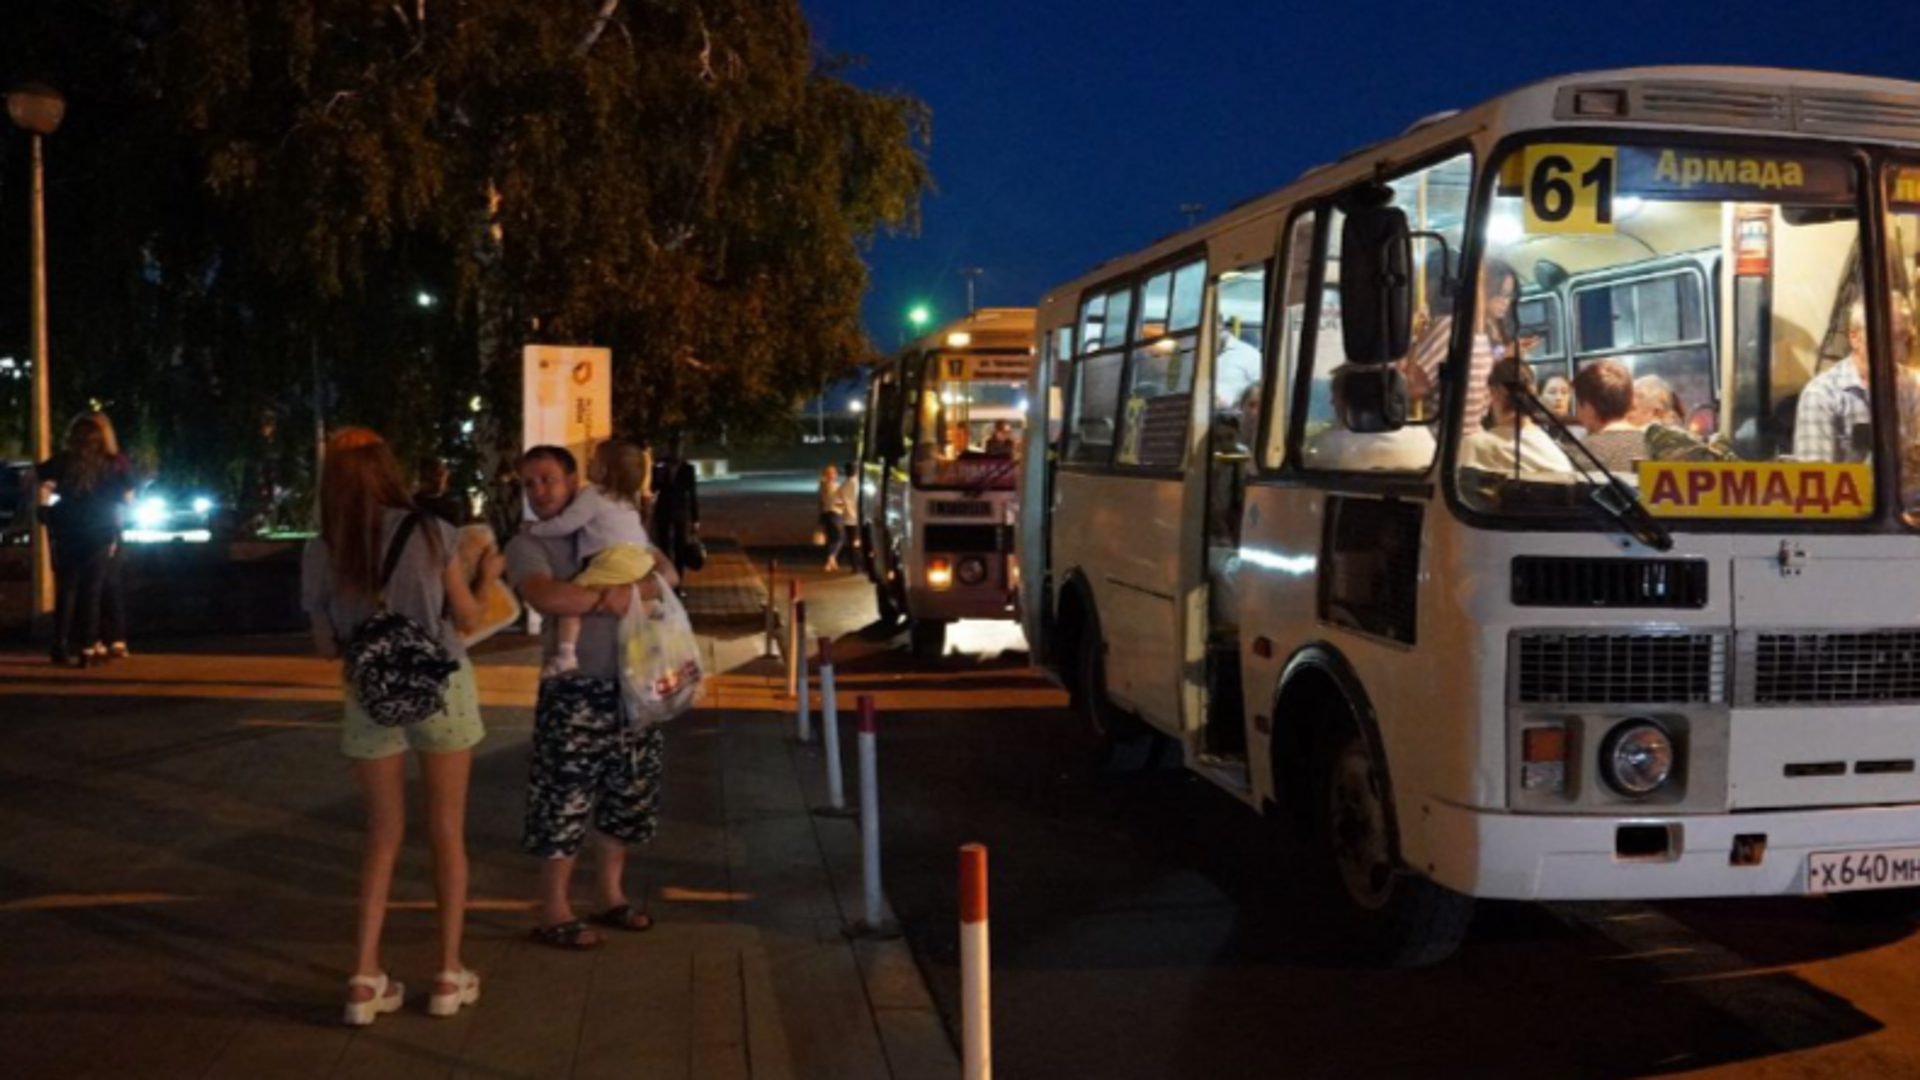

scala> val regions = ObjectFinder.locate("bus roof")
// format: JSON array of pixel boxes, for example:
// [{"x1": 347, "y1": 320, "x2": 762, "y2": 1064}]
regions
[
  {"x1": 897, "y1": 307, "x2": 1037, "y2": 357},
  {"x1": 1039, "y1": 66, "x2": 1920, "y2": 315}
]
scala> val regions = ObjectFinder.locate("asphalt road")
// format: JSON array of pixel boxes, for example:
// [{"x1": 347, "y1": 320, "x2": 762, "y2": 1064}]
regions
[{"x1": 713, "y1": 471, "x2": 1920, "y2": 1080}]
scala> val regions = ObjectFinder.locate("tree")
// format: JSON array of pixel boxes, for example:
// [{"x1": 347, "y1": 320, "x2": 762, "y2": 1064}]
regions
[{"x1": 0, "y1": 0, "x2": 929, "y2": 506}]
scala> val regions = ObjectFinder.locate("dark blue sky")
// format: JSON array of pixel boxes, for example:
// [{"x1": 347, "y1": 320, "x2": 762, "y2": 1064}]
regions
[{"x1": 804, "y1": 1, "x2": 1920, "y2": 347}]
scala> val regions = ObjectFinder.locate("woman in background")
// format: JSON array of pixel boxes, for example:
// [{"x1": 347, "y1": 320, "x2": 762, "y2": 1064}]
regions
[{"x1": 33, "y1": 415, "x2": 135, "y2": 667}]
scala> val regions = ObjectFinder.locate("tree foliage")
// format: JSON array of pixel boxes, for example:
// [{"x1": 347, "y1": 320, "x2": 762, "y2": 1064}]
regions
[{"x1": 0, "y1": 0, "x2": 929, "y2": 495}]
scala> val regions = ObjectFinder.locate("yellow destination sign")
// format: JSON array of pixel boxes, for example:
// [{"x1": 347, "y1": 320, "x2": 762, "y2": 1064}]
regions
[
  {"x1": 937, "y1": 353, "x2": 1033, "y2": 383},
  {"x1": 1638, "y1": 461, "x2": 1872, "y2": 519}
]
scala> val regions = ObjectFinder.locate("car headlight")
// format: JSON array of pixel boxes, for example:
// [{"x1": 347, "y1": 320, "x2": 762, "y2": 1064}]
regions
[
  {"x1": 132, "y1": 497, "x2": 168, "y2": 531},
  {"x1": 956, "y1": 556, "x2": 988, "y2": 586},
  {"x1": 191, "y1": 496, "x2": 213, "y2": 516},
  {"x1": 1599, "y1": 720, "x2": 1675, "y2": 797}
]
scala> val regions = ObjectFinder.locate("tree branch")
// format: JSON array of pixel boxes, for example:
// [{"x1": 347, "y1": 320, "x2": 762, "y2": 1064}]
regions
[{"x1": 574, "y1": 0, "x2": 621, "y2": 58}]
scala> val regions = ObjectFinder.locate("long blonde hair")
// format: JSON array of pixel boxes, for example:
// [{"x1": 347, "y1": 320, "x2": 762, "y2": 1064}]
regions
[{"x1": 596, "y1": 439, "x2": 651, "y2": 509}]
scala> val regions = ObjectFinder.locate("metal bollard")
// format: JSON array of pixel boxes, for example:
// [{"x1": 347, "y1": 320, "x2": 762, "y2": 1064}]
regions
[
  {"x1": 960, "y1": 843, "x2": 992, "y2": 1080},
  {"x1": 793, "y1": 603, "x2": 812, "y2": 743},
  {"x1": 814, "y1": 636, "x2": 854, "y2": 817},
  {"x1": 849, "y1": 695, "x2": 898, "y2": 937},
  {"x1": 785, "y1": 579, "x2": 803, "y2": 699},
  {"x1": 763, "y1": 557, "x2": 779, "y2": 658}
]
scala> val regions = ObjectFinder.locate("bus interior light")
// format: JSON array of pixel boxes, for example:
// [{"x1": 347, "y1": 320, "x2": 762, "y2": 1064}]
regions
[{"x1": 927, "y1": 557, "x2": 953, "y2": 590}]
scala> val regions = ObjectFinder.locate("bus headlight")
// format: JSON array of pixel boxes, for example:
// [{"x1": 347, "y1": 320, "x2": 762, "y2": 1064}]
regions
[
  {"x1": 956, "y1": 556, "x2": 988, "y2": 586},
  {"x1": 927, "y1": 557, "x2": 953, "y2": 590},
  {"x1": 1599, "y1": 720, "x2": 1675, "y2": 797}
]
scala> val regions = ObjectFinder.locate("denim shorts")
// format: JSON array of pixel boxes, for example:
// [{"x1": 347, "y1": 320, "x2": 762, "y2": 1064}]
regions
[{"x1": 340, "y1": 659, "x2": 486, "y2": 760}]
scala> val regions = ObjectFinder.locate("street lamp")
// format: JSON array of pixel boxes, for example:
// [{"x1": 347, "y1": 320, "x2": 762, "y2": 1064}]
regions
[
  {"x1": 960, "y1": 267, "x2": 983, "y2": 314},
  {"x1": 9, "y1": 82, "x2": 65, "y2": 632}
]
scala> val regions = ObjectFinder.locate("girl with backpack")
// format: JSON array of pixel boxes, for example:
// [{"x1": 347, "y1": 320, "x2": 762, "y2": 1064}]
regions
[{"x1": 301, "y1": 427, "x2": 505, "y2": 1026}]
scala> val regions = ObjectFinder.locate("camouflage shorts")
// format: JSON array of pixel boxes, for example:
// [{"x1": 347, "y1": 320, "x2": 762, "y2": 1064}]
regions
[{"x1": 524, "y1": 676, "x2": 666, "y2": 859}]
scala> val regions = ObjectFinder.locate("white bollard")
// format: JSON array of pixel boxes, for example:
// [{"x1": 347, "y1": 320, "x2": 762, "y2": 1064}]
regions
[
  {"x1": 816, "y1": 636, "x2": 851, "y2": 816},
  {"x1": 853, "y1": 695, "x2": 896, "y2": 936},
  {"x1": 794, "y1": 603, "x2": 812, "y2": 743},
  {"x1": 960, "y1": 843, "x2": 991, "y2": 1080}
]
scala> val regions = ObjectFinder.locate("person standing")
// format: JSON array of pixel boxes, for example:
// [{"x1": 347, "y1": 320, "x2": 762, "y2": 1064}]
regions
[
  {"x1": 414, "y1": 456, "x2": 470, "y2": 527},
  {"x1": 507, "y1": 445, "x2": 676, "y2": 949},
  {"x1": 303, "y1": 427, "x2": 503, "y2": 1025},
  {"x1": 818, "y1": 464, "x2": 850, "y2": 572},
  {"x1": 651, "y1": 438, "x2": 700, "y2": 581},
  {"x1": 88, "y1": 411, "x2": 135, "y2": 660},
  {"x1": 33, "y1": 415, "x2": 135, "y2": 667}
]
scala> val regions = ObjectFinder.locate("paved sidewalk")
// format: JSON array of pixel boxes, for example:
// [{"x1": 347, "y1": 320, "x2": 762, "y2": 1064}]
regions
[{"x1": 0, "y1": 539, "x2": 958, "y2": 1079}]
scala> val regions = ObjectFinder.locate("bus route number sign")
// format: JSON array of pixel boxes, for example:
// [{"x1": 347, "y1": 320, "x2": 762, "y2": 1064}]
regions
[{"x1": 1524, "y1": 145, "x2": 1617, "y2": 236}]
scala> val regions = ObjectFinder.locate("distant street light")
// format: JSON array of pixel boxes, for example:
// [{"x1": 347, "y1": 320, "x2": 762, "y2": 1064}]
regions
[
  {"x1": 9, "y1": 82, "x2": 66, "y2": 633},
  {"x1": 1179, "y1": 202, "x2": 1204, "y2": 228},
  {"x1": 908, "y1": 304, "x2": 932, "y2": 329},
  {"x1": 416, "y1": 290, "x2": 437, "y2": 308},
  {"x1": 849, "y1": 399, "x2": 865, "y2": 414}
]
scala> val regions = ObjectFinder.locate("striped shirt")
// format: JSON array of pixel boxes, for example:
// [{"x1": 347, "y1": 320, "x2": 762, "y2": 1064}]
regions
[{"x1": 1410, "y1": 316, "x2": 1503, "y2": 431}]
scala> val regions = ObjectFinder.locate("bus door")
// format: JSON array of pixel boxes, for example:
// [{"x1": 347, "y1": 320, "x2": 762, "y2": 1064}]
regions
[
  {"x1": 1200, "y1": 260, "x2": 1273, "y2": 759},
  {"x1": 1020, "y1": 325, "x2": 1073, "y2": 662}
]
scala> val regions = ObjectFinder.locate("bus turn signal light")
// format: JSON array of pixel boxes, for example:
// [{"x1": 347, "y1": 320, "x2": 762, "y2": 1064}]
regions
[
  {"x1": 1522, "y1": 726, "x2": 1570, "y2": 793},
  {"x1": 927, "y1": 558, "x2": 953, "y2": 590}
]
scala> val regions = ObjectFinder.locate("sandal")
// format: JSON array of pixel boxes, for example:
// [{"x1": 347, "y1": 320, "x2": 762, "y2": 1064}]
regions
[
  {"x1": 343, "y1": 972, "x2": 404, "y2": 1027},
  {"x1": 529, "y1": 919, "x2": 602, "y2": 950},
  {"x1": 427, "y1": 968, "x2": 481, "y2": 1018},
  {"x1": 592, "y1": 903, "x2": 655, "y2": 932}
]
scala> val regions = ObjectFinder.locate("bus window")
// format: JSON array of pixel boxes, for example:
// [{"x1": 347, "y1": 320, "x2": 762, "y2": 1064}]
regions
[
  {"x1": 1117, "y1": 258, "x2": 1205, "y2": 469},
  {"x1": 1302, "y1": 154, "x2": 1469, "y2": 473},
  {"x1": 1889, "y1": 163, "x2": 1920, "y2": 518},
  {"x1": 1215, "y1": 263, "x2": 1271, "y2": 469},
  {"x1": 1264, "y1": 211, "x2": 1317, "y2": 471},
  {"x1": 1170, "y1": 261, "x2": 1206, "y2": 332},
  {"x1": 1067, "y1": 353, "x2": 1124, "y2": 464}
]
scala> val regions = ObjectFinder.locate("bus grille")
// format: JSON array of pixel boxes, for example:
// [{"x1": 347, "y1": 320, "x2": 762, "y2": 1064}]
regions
[
  {"x1": 930, "y1": 500, "x2": 994, "y2": 518},
  {"x1": 1510, "y1": 557, "x2": 1708, "y2": 609},
  {"x1": 1742, "y1": 630, "x2": 1920, "y2": 705},
  {"x1": 1514, "y1": 632, "x2": 1727, "y2": 705}
]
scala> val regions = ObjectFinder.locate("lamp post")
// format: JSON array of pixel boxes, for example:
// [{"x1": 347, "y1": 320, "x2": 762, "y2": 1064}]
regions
[
  {"x1": 9, "y1": 83, "x2": 65, "y2": 633},
  {"x1": 960, "y1": 267, "x2": 983, "y2": 314}
]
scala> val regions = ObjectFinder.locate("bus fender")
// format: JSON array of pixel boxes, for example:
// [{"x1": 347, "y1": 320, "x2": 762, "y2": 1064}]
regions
[{"x1": 1268, "y1": 643, "x2": 1404, "y2": 861}]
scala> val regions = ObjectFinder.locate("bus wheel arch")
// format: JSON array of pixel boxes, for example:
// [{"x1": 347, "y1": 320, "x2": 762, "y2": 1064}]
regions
[{"x1": 1269, "y1": 645, "x2": 1472, "y2": 966}]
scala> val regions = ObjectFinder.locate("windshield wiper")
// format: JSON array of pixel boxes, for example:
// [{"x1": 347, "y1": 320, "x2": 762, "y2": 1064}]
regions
[
  {"x1": 1503, "y1": 380, "x2": 1674, "y2": 552},
  {"x1": 963, "y1": 456, "x2": 1021, "y2": 498}
]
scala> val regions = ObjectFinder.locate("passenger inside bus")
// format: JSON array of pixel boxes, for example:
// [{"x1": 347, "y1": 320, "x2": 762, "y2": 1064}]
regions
[
  {"x1": 984, "y1": 420, "x2": 1017, "y2": 456},
  {"x1": 1540, "y1": 375, "x2": 1573, "y2": 422},
  {"x1": 1411, "y1": 259, "x2": 1520, "y2": 429},
  {"x1": 1794, "y1": 298, "x2": 1917, "y2": 463},
  {"x1": 1214, "y1": 317, "x2": 1264, "y2": 411},
  {"x1": 1571, "y1": 359, "x2": 1644, "y2": 474},
  {"x1": 1458, "y1": 357, "x2": 1575, "y2": 479},
  {"x1": 1305, "y1": 366, "x2": 1436, "y2": 471}
]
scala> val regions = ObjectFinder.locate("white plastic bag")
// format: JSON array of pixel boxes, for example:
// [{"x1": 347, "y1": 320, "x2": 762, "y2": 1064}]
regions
[{"x1": 618, "y1": 576, "x2": 705, "y2": 726}]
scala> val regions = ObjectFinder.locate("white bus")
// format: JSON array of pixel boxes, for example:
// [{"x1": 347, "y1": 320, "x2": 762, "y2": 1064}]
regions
[
  {"x1": 1019, "y1": 67, "x2": 1920, "y2": 964},
  {"x1": 860, "y1": 308, "x2": 1034, "y2": 659}
]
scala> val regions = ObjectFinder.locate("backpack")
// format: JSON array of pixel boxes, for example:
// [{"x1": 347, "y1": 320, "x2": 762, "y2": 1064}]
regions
[{"x1": 344, "y1": 514, "x2": 460, "y2": 727}]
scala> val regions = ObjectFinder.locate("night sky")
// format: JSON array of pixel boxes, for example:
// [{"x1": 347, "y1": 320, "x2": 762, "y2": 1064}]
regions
[{"x1": 804, "y1": 1, "x2": 1920, "y2": 350}]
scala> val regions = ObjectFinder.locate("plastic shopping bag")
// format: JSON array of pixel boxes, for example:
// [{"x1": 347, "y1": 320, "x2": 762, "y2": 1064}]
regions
[{"x1": 618, "y1": 577, "x2": 705, "y2": 726}]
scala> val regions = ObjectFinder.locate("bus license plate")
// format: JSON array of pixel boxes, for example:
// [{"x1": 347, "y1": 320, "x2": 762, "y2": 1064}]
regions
[{"x1": 1807, "y1": 848, "x2": 1920, "y2": 894}]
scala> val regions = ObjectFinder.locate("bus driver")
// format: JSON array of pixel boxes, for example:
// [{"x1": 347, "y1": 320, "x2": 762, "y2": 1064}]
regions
[{"x1": 1794, "y1": 298, "x2": 1917, "y2": 463}]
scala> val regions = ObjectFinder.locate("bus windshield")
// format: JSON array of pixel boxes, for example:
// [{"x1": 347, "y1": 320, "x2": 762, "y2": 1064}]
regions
[
  {"x1": 1453, "y1": 140, "x2": 1900, "y2": 527},
  {"x1": 911, "y1": 354, "x2": 1029, "y2": 490}
]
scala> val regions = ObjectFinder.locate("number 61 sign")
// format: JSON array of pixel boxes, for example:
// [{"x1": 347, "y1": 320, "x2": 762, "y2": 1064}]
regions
[{"x1": 1523, "y1": 144, "x2": 1618, "y2": 235}]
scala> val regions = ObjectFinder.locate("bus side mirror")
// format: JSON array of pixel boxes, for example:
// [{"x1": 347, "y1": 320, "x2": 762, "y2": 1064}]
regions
[
  {"x1": 1334, "y1": 364, "x2": 1410, "y2": 434},
  {"x1": 1339, "y1": 198, "x2": 1413, "y2": 363}
]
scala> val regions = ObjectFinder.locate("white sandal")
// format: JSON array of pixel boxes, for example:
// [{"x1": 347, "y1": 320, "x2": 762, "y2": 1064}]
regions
[
  {"x1": 426, "y1": 968, "x2": 481, "y2": 1018},
  {"x1": 343, "y1": 972, "x2": 404, "y2": 1027}
]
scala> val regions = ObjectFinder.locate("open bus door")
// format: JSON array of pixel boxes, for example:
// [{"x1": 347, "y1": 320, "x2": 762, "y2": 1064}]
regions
[{"x1": 1020, "y1": 327, "x2": 1070, "y2": 663}]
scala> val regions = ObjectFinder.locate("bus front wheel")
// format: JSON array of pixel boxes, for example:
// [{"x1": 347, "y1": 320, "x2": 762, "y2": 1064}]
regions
[{"x1": 1306, "y1": 728, "x2": 1473, "y2": 967}]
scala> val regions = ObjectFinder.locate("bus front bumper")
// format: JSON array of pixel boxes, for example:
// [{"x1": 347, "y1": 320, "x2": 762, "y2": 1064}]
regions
[{"x1": 1425, "y1": 798, "x2": 1920, "y2": 901}]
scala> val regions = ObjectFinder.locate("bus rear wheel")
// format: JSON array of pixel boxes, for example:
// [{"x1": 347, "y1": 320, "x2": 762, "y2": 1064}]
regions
[
  {"x1": 1306, "y1": 728, "x2": 1472, "y2": 967},
  {"x1": 909, "y1": 618, "x2": 948, "y2": 662}
]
